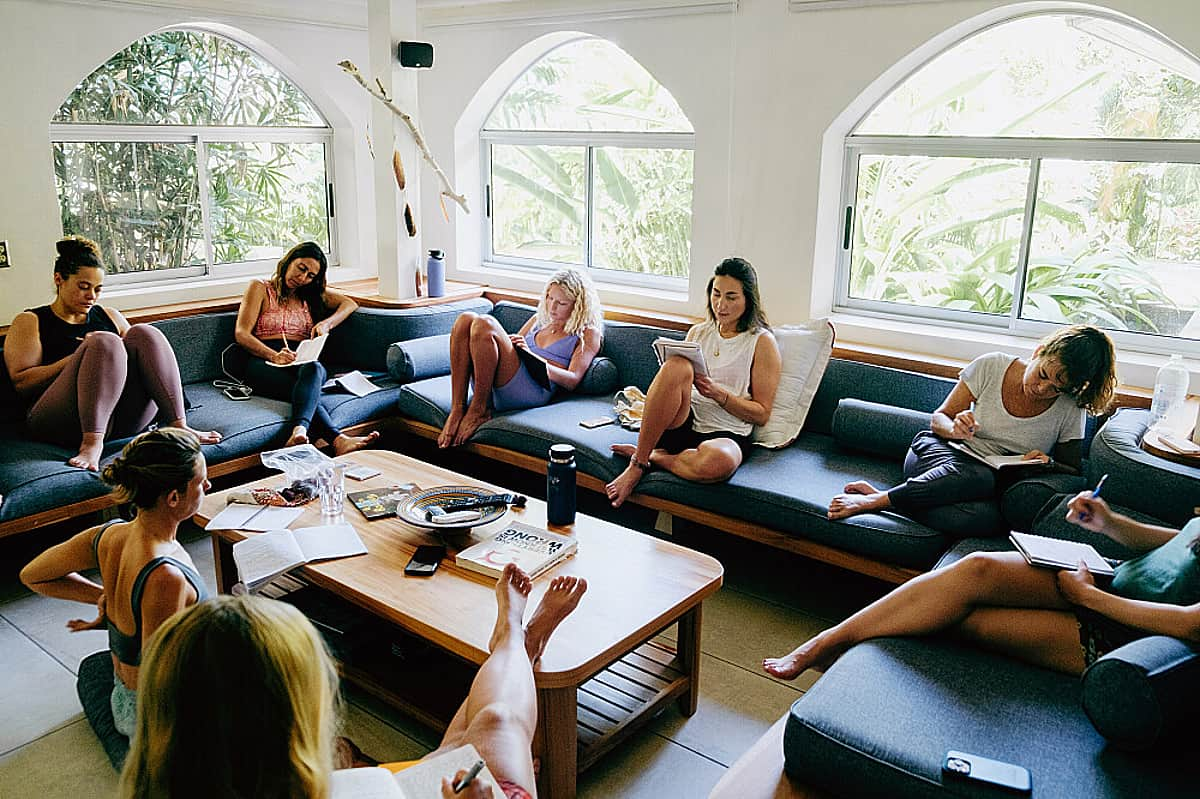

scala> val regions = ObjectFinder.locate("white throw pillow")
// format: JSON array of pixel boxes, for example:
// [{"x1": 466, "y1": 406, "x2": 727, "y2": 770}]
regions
[{"x1": 752, "y1": 319, "x2": 835, "y2": 449}]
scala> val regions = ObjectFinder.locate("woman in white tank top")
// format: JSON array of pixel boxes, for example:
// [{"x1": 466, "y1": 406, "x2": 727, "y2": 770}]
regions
[{"x1": 606, "y1": 258, "x2": 782, "y2": 508}]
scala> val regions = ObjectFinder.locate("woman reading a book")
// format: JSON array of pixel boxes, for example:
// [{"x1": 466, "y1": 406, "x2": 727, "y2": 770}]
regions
[
  {"x1": 234, "y1": 241, "x2": 377, "y2": 455},
  {"x1": 119, "y1": 564, "x2": 587, "y2": 799},
  {"x1": 439, "y1": 267, "x2": 604, "y2": 447},
  {"x1": 20, "y1": 428, "x2": 211, "y2": 743},
  {"x1": 765, "y1": 494, "x2": 1200, "y2": 680},
  {"x1": 3, "y1": 236, "x2": 220, "y2": 471},
  {"x1": 605, "y1": 257, "x2": 782, "y2": 508},
  {"x1": 826, "y1": 324, "x2": 1117, "y2": 535}
]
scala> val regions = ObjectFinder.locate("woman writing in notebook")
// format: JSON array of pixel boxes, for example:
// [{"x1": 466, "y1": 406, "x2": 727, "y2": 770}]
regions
[
  {"x1": 118, "y1": 564, "x2": 588, "y2": 799},
  {"x1": 235, "y1": 241, "x2": 377, "y2": 455},
  {"x1": 826, "y1": 324, "x2": 1117, "y2": 534},
  {"x1": 605, "y1": 257, "x2": 782, "y2": 508},
  {"x1": 438, "y1": 267, "x2": 604, "y2": 448},
  {"x1": 20, "y1": 429, "x2": 211, "y2": 741},
  {"x1": 3, "y1": 236, "x2": 220, "y2": 471},
  {"x1": 765, "y1": 494, "x2": 1200, "y2": 679}
]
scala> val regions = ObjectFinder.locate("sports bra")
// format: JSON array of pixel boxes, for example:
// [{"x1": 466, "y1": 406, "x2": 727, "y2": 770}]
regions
[
  {"x1": 29, "y1": 304, "x2": 119, "y2": 365},
  {"x1": 91, "y1": 520, "x2": 210, "y2": 667},
  {"x1": 252, "y1": 279, "x2": 315, "y2": 343},
  {"x1": 526, "y1": 325, "x2": 580, "y2": 367}
]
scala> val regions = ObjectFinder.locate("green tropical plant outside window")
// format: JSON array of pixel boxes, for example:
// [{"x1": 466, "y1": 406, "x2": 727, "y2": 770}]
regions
[
  {"x1": 483, "y1": 38, "x2": 694, "y2": 280},
  {"x1": 845, "y1": 12, "x2": 1200, "y2": 345},
  {"x1": 52, "y1": 30, "x2": 331, "y2": 278}
]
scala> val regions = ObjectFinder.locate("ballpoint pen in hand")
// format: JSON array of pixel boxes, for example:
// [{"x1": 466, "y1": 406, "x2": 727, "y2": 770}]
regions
[
  {"x1": 281, "y1": 330, "x2": 290, "y2": 352},
  {"x1": 453, "y1": 760, "x2": 485, "y2": 793},
  {"x1": 1078, "y1": 473, "x2": 1109, "y2": 520},
  {"x1": 967, "y1": 401, "x2": 977, "y2": 434}
]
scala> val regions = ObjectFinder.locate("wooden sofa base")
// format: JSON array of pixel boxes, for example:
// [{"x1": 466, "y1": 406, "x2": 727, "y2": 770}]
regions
[
  {"x1": 396, "y1": 418, "x2": 921, "y2": 585},
  {"x1": 707, "y1": 716, "x2": 829, "y2": 799}
]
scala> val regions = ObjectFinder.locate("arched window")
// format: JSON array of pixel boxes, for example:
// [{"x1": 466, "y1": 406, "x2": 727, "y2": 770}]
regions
[
  {"x1": 482, "y1": 37, "x2": 694, "y2": 283},
  {"x1": 839, "y1": 11, "x2": 1200, "y2": 348},
  {"x1": 52, "y1": 30, "x2": 333, "y2": 282}
]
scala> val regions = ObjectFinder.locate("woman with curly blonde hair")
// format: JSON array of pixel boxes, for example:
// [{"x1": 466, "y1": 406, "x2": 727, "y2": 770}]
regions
[{"x1": 439, "y1": 268, "x2": 604, "y2": 447}]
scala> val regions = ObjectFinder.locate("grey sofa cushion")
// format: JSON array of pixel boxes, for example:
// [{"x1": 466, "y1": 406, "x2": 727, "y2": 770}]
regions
[
  {"x1": 807, "y1": 359, "x2": 956, "y2": 437},
  {"x1": 784, "y1": 637, "x2": 1197, "y2": 798},
  {"x1": 1082, "y1": 635, "x2": 1200, "y2": 751},
  {"x1": 832, "y1": 398, "x2": 931, "y2": 461},
  {"x1": 388, "y1": 333, "x2": 451, "y2": 383},
  {"x1": 323, "y1": 300, "x2": 492, "y2": 373}
]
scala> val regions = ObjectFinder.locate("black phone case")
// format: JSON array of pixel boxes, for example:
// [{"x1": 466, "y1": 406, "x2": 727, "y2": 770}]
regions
[{"x1": 404, "y1": 546, "x2": 446, "y2": 576}]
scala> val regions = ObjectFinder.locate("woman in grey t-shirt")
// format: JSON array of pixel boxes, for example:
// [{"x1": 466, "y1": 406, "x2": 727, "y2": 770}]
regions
[{"x1": 827, "y1": 324, "x2": 1117, "y2": 535}]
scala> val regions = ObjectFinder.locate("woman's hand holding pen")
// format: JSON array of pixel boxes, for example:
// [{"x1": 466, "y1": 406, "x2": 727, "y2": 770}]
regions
[
  {"x1": 949, "y1": 407, "x2": 978, "y2": 440},
  {"x1": 1066, "y1": 491, "x2": 1113, "y2": 534},
  {"x1": 440, "y1": 769, "x2": 493, "y2": 798},
  {"x1": 269, "y1": 347, "x2": 297, "y2": 366}
]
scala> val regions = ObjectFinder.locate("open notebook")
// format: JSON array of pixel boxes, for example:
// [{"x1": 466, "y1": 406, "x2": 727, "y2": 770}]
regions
[{"x1": 330, "y1": 745, "x2": 497, "y2": 799}]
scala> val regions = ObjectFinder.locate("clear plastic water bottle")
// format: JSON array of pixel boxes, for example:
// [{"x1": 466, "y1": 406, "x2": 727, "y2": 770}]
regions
[
  {"x1": 426, "y1": 249, "x2": 445, "y2": 297},
  {"x1": 546, "y1": 444, "x2": 576, "y2": 526},
  {"x1": 1150, "y1": 354, "x2": 1190, "y2": 430}
]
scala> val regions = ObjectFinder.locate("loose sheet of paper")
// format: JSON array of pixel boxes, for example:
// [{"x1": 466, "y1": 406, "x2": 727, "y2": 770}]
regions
[{"x1": 205, "y1": 503, "x2": 304, "y2": 531}]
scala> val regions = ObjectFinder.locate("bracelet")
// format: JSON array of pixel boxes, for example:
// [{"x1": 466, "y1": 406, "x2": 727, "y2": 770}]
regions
[
  {"x1": 632, "y1": 457, "x2": 653, "y2": 473},
  {"x1": 720, "y1": 392, "x2": 731, "y2": 408}
]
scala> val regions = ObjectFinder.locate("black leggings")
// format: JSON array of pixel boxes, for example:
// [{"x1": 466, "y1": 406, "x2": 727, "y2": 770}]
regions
[{"x1": 244, "y1": 356, "x2": 341, "y2": 442}]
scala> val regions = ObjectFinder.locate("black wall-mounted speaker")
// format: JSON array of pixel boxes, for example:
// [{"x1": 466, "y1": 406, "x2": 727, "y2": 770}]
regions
[{"x1": 398, "y1": 41, "x2": 434, "y2": 69}]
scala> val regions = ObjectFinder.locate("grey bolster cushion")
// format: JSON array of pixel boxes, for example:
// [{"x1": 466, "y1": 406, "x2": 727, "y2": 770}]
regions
[
  {"x1": 1081, "y1": 634, "x2": 1200, "y2": 751},
  {"x1": 832, "y1": 398, "x2": 932, "y2": 461},
  {"x1": 575, "y1": 356, "x2": 619, "y2": 396},
  {"x1": 387, "y1": 334, "x2": 452, "y2": 384}
]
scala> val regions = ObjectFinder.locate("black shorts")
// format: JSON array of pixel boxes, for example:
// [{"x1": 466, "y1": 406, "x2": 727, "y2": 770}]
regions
[
  {"x1": 657, "y1": 412, "x2": 754, "y2": 460},
  {"x1": 1076, "y1": 607, "x2": 1143, "y2": 667}
]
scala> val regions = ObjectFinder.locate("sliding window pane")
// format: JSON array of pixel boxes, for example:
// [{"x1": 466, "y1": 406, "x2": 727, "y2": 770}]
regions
[
  {"x1": 490, "y1": 144, "x2": 585, "y2": 264},
  {"x1": 1025, "y1": 159, "x2": 1200, "y2": 340},
  {"x1": 207, "y1": 141, "x2": 329, "y2": 264},
  {"x1": 849, "y1": 154, "x2": 1030, "y2": 315},
  {"x1": 53, "y1": 141, "x2": 203, "y2": 274}
]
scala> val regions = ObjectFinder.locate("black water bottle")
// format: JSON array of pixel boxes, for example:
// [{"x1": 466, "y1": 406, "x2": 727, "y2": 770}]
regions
[{"x1": 546, "y1": 444, "x2": 577, "y2": 526}]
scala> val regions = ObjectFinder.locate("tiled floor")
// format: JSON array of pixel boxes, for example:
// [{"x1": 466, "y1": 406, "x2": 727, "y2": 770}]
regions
[{"x1": 0, "y1": 507, "x2": 887, "y2": 799}]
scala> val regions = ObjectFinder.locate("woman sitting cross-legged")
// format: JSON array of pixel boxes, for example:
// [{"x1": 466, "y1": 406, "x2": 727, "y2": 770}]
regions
[
  {"x1": 827, "y1": 324, "x2": 1117, "y2": 533},
  {"x1": 118, "y1": 564, "x2": 587, "y2": 799},
  {"x1": 20, "y1": 428, "x2": 211, "y2": 742},
  {"x1": 605, "y1": 257, "x2": 782, "y2": 508},
  {"x1": 235, "y1": 241, "x2": 378, "y2": 455},
  {"x1": 765, "y1": 493, "x2": 1200, "y2": 681},
  {"x1": 439, "y1": 267, "x2": 604, "y2": 448},
  {"x1": 3, "y1": 236, "x2": 220, "y2": 471}
]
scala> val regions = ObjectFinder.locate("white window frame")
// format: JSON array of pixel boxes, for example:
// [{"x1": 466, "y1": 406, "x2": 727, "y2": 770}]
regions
[{"x1": 480, "y1": 127, "x2": 695, "y2": 291}]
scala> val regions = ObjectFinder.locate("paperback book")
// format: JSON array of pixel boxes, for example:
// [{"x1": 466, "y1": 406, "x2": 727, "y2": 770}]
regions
[
  {"x1": 347, "y1": 483, "x2": 420, "y2": 520},
  {"x1": 455, "y1": 521, "x2": 578, "y2": 579},
  {"x1": 515, "y1": 346, "x2": 552, "y2": 389},
  {"x1": 231, "y1": 523, "x2": 368, "y2": 591},
  {"x1": 265, "y1": 334, "x2": 327, "y2": 367},
  {"x1": 948, "y1": 441, "x2": 1054, "y2": 471},
  {"x1": 1009, "y1": 531, "x2": 1116, "y2": 577},
  {"x1": 329, "y1": 744, "x2": 494, "y2": 799},
  {"x1": 651, "y1": 337, "x2": 708, "y2": 377}
]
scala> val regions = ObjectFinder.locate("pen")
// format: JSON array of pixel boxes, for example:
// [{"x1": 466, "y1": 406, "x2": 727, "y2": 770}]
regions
[
  {"x1": 453, "y1": 760, "x2": 485, "y2": 793},
  {"x1": 1078, "y1": 473, "x2": 1109, "y2": 520},
  {"x1": 967, "y1": 401, "x2": 976, "y2": 434},
  {"x1": 281, "y1": 330, "x2": 290, "y2": 352}
]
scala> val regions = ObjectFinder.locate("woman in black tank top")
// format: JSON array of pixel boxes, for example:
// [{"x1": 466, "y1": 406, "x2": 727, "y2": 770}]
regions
[{"x1": 2, "y1": 236, "x2": 220, "y2": 470}]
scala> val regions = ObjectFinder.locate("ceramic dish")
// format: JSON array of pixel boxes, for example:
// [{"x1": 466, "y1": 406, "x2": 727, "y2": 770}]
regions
[{"x1": 396, "y1": 485, "x2": 508, "y2": 529}]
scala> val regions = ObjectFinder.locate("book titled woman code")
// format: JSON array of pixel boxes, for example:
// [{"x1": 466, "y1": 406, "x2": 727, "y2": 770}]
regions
[{"x1": 455, "y1": 521, "x2": 578, "y2": 579}]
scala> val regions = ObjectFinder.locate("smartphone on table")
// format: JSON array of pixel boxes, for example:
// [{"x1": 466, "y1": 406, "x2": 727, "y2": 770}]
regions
[{"x1": 404, "y1": 545, "x2": 446, "y2": 577}]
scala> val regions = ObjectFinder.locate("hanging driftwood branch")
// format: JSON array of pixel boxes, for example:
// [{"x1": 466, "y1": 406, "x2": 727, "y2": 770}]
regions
[{"x1": 339, "y1": 60, "x2": 469, "y2": 214}]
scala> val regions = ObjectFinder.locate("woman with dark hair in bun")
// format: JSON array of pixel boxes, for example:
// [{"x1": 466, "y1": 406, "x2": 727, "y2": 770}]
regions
[
  {"x1": 3, "y1": 236, "x2": 220, "y2": 471},
  {"x1": 20, "y1": 428, "x2": 211, "y2": 742}
]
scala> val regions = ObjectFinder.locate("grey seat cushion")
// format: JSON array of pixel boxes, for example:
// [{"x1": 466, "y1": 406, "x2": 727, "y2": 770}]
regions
[
  {"x1": 784, "y1": 637, "x2": 1197, "y2": 798},
  {"x1": 76, "y1": 650, "x2": 128, "y2": 771}
]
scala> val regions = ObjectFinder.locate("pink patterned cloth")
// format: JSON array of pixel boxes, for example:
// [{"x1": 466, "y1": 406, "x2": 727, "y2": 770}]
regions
[{"x1": 252, "y1": 279, "x2": 313, "y2": 342}]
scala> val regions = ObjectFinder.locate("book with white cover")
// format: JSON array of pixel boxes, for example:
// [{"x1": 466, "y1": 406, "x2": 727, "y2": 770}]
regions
[
  {"x1": 322, "y1": 370, "x2": 383, "y2": 396},
  {"x1": 329, "y1": 744, "x2": 495, "y2": 799},
  {"x1": 455, "y1": 521, "x2": 577, "y2": 579},
  {"x1": 204, "y1": 503, "x2": 304, "y2": 531},
  {"x1": 651, "y1": 337, "x2": 708, "y2": 377},
  {"x1": 266, "y1": 334, "x2": 327, "y2": 367},
  {"x1": 1009, "y1": 531, "x2": 1116, "y2": 577},
  {"x1": 948, "y1": 441, "x2": 1054, "y2": 470},
  {"x1": 232, "y1": 523, "x2": 368, "y2": 590}
]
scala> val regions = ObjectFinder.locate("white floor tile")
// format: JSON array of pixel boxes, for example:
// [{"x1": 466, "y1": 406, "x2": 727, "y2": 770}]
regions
[
  {"x1": 577, "y1": 732, "x2": 726, "y2": 799},
  {"x1": 0, "y1": 618, "x2": 85, "y2": 755},
  {"x1": 0, "y1": 719, "x2": 118, "y2": 798},
  {"x1": 0, "y1": 595, "x2": 108, "y2": 674}
]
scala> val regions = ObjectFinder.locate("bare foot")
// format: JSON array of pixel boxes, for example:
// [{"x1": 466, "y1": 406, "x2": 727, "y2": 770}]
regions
[
  {"x1": 489, "y1": 563, "x2": 533, "y2": 652},
  {"x1": 827, "y1": 491, "x2": 889, "y2": 520},
  {"x1": 453, "y1": 406, "x2": 491, "y2": 447},
  {"x1": 762, "y1": 635, "x2": 842, "y2": 680},
  {"x1": 843, "y1": 480, "x2": 879, "y2": 495},
  {"x1": 168, "y1": 420, "x2": 221, "y2": 445},
  {"x1": 438, "y1": 409, "x2": 464, "y2": 449},
  {"x1": 286, "y1": 426, "x2": 310, "y2": 447},
  {"x1": 524, "y1": 575, "x2": 588, "y2": 664},
  {"x1": 333, "y1": 430, "x2": 380, "y2": 455},
  {"x1": 68, "y1": 433, "x2": 105, "y2": 471},
  {"x1": 605, "y1": 459, "x2": 643, "y2": 508}
]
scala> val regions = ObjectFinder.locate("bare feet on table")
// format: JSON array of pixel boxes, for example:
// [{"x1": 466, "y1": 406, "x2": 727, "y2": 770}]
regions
[
  {"x1": 168, "y1": 420, "x2": 222, "y2": 444},
  {"x1": 452, "y1": 407, "x2": 491, "y2": 447},
  {"x1": 333, "y1": 430, "x2": 380, "y2": 456},
  {"x1": 524, "y1": 575, "x2": 588, "y2": 664},
  {"x1": 438, "y1": 409, "x2": 464, "y2": 448},
  {"x1": 68, "y1": 434, "x2": 105, "y2": 471},
  {"x1": 489, "y1": 563, "x2": 533, "y2": 652}
]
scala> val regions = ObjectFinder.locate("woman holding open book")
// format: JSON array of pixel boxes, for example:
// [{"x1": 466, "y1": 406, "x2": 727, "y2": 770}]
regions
[
  {"x1": 118, "y1": 564, "x2": 587, "y2": 799},
  {"x1": 438, "y1": 267, "x2": 604, "y2": 448},
  {"x1": 20, "y1": 428, "x2": 211, "y2": 742},
  {"x1": 234, "y1": 241, "x2": 377, "y2": 455},
  {"x1": 826, "y1": 324, "x2": 1117, "y2": 535},
  {"x1": 765, "y1": 494, "x2": 1200, "y2": 680},
  {"x1": 605, "y1": 257, "x2": 782, "y2": 508}
]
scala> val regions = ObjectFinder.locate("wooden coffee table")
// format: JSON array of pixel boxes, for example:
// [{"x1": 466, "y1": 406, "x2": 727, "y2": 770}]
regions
[{"x1": 197, "y1": 450, "x2": 723, "y2": 799}]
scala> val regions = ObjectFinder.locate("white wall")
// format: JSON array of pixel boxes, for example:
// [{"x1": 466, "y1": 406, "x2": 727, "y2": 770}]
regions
[
  {"x1": 415, "y1": 0, "x2": 1200, "y2": 387},
  {"x1": 0, "y1": 0, "x2": 376, "y2": 320}
]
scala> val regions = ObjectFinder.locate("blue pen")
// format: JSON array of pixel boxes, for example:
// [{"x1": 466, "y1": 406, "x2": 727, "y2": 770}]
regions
[{"x1": 1078, "y1": 473, "x2": 1108, "y2": 520}]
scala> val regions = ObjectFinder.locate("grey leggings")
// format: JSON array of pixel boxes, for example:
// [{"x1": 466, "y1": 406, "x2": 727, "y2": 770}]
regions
[
  {"x1": 888, "y1": 430, "x2": 998, "y2": 513},
  {"x1": 27, "y1": 325, "x2": 187, "y2": 444}
]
